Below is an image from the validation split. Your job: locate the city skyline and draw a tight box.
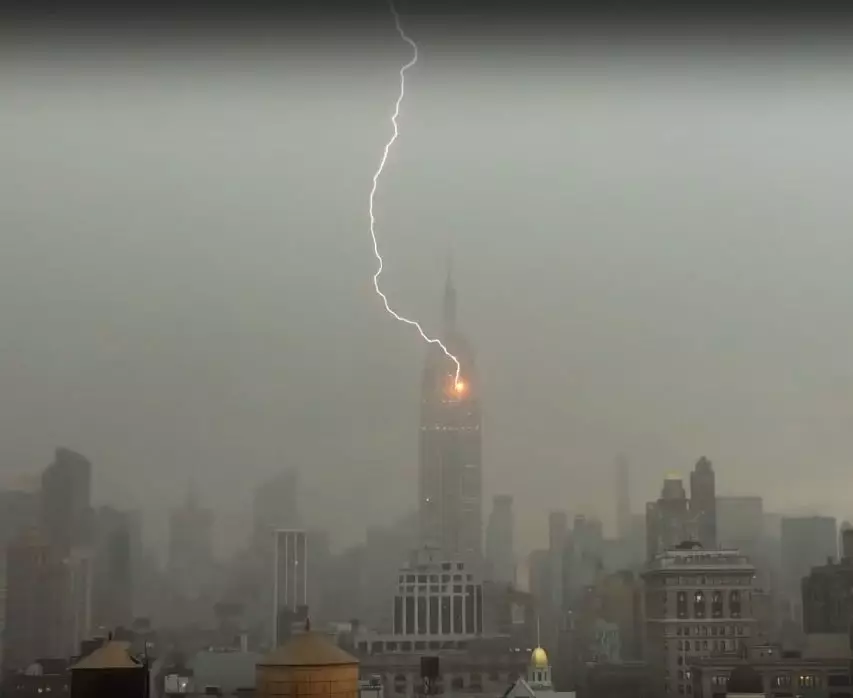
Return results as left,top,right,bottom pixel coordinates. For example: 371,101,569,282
2,21,853,562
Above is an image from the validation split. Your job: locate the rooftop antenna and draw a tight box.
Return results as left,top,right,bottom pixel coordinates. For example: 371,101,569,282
536,616,541,647
305,616,311,633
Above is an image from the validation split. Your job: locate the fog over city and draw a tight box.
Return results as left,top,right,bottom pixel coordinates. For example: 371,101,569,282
2,17,853,562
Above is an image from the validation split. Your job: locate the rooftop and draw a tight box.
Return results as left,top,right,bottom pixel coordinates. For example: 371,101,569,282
645,547,754,573
71,642,141,671
259,632,358,668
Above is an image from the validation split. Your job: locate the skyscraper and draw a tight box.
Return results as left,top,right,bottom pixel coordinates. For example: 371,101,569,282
91,506,135,633
37,448,94,656
40,448,92,554
485,495,515,586
547,511,568,614
2,529,68,672
253,469,300,552
689,457,717,550
168,486,214,598
272,528,308,646
646,474,690,560
419,268,482,563
615,456,631,541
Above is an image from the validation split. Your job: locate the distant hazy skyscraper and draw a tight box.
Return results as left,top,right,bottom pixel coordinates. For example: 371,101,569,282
419,268,482,563
167,486,214,597
2,530,68,672
689,457,717,550
615,456,631,540
780,515,837,618
547,510,569,614
92,506,134,633
253,469,300,551
485,495,515,586
40,448,92,554
646,474,690,560
716,496,763,555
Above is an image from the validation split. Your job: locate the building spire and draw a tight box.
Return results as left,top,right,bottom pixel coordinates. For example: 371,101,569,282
442,253,457,333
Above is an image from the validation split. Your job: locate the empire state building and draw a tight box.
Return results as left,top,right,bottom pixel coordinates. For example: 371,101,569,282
418,269,482,563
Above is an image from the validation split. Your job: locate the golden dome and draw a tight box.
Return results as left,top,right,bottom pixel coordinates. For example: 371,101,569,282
531,646,549,669
259,632,358,667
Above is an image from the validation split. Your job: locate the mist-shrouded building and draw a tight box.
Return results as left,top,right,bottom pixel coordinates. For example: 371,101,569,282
253,469,300,552
646,475,690,561
781,515,837,619
615,455,631,541
91,506,136,633
419,269,482,564
716,496,763,553
485,495,515,586
168,487,214,601
41,448,92,554
689,457,717,550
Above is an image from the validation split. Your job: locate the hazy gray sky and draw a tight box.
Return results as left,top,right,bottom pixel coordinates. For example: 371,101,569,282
2,24,853,555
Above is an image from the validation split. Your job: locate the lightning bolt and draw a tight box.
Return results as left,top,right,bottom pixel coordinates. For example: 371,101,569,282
369,0,463,387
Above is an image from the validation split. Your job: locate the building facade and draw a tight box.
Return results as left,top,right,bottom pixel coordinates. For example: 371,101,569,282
642,543,757,698
484,495,515,586
419,271,482,564
691,655,851,698
690,458,717,551
802,529,853,635
273,529,308,645
40,448,92,556
615,456,631,541
780,516,837,621
91,506,135,634
646,476,691,561
2,530,69,672
167,487,215,600
253,469,300,552
716,497,763,555
392,547,483,638
353,637,528,698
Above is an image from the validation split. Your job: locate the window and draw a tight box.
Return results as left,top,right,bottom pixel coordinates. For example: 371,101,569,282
799,675,819,689
773,675,791,689
694,591,706,618
729,590,741,618
677,591,688,618
712,590,723,618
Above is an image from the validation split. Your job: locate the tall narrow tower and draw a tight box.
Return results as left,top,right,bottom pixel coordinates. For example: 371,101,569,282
418,267,482,563
615,455,631,540
690,457,717,550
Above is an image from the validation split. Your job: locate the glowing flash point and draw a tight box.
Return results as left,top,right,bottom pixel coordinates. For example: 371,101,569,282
368,0,462,385
454,380,467,394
